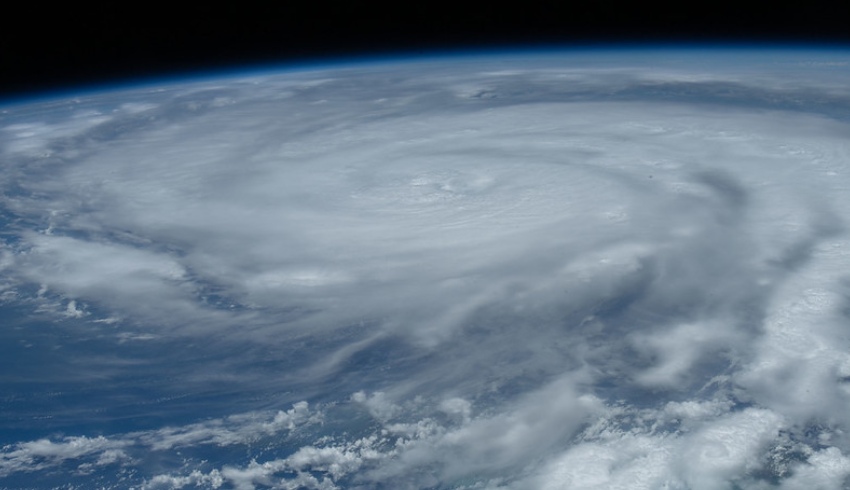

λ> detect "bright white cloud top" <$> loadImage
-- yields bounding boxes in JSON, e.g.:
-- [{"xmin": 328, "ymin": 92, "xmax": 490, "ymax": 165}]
[{"xmin": 2, "ymin": 49, "xmax": 850, "ymax": 489}]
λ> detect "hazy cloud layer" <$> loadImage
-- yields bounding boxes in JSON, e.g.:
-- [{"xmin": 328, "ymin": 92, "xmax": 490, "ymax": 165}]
[{"xmin": 2, "ymin": 51, "xmax": 850, "ymax": 488}]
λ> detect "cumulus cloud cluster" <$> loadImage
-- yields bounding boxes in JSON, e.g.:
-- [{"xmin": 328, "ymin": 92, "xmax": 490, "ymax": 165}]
[{"xmin": 2, "ymin": 51, "xmax": 850, "ymax": 488}]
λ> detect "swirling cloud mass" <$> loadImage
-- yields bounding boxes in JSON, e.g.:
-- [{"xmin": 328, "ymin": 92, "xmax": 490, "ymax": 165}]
[{"xmin": 2, "ymin": 50, "xmax": 850, "ymax": 489}]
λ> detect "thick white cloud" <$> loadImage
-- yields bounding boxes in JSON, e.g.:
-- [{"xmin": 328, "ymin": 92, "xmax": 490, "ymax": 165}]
[{"xmin": 2, "ymin": 51, "xmax": 850, "ymax": 488}]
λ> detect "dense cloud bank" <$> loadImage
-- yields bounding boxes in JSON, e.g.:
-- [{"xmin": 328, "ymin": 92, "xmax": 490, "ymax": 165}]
[{"xmin": 2, "ymin": 51, "xmax": 850, "ymax": 488}]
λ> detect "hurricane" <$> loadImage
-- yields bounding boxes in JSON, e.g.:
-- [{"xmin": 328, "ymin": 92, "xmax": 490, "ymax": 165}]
[{"xmin": 2, "ymin": 49, "xmax": 850, "ymax": 489}]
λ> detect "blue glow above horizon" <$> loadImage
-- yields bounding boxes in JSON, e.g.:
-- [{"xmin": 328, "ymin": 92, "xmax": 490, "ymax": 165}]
[{"xmin": 4, "ymin": 42, "xmax": 850, "ymax": 107}]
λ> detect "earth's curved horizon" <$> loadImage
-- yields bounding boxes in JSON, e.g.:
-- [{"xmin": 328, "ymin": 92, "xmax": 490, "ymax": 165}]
[{"xmin": 2, "ymin": 47, "xmax": 850, "ymax": 489}]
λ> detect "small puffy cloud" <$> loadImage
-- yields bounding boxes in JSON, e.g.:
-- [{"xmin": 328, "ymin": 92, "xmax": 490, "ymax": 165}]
[
  {"xmin": 351, "ymin": 391, "xmax": 399, "ymax": 422},
  {"xmin": 438, "ymin": 397, "xmax": 472, "ymax": 422}
]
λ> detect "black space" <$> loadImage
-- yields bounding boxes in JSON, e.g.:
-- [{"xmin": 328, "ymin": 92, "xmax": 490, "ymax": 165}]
[{"xmin": 2, "ymin": 4, "xmax": 849, "ymax": 100}]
